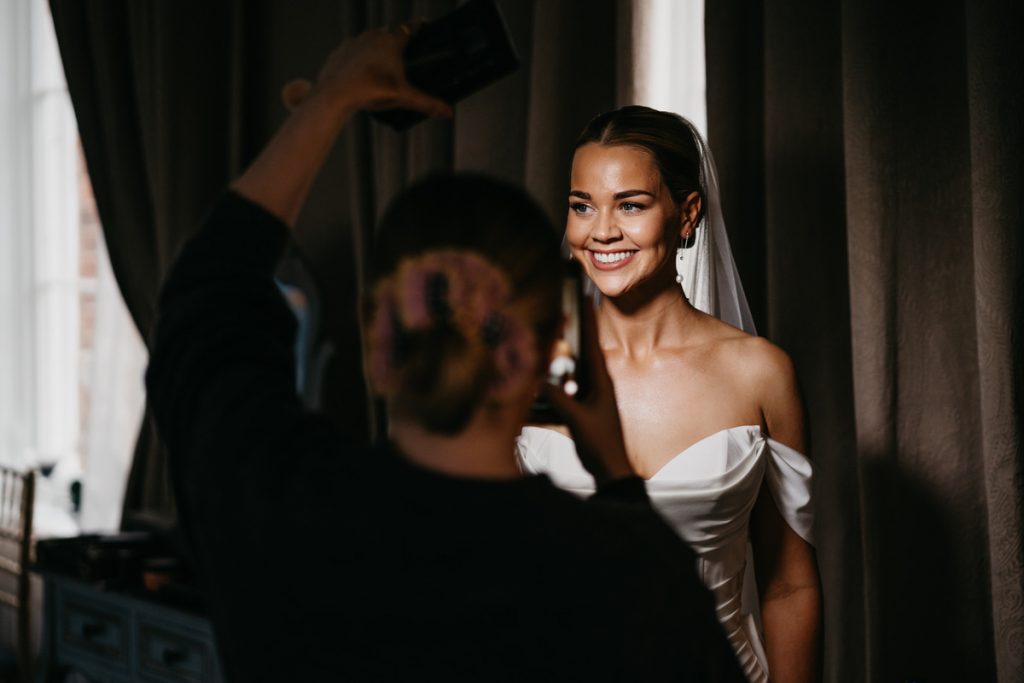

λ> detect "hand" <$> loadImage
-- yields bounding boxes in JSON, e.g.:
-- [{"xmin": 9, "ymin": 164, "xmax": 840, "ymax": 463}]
[
  {"xmin": 541, "ymin": 302, "xmax": 635, "ymax": 487},
  {"xmin": 281, "ymin": 21, "xmax": 452, "ymax": 118},
  {"xmin": 233, "ymin": 22, "xmax": 451, "ymax": 226}
]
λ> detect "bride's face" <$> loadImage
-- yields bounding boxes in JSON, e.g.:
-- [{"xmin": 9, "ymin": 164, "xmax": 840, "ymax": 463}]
[{"xmin": 565, "ymin": 143, "xmax": 682, "ymax": 299}]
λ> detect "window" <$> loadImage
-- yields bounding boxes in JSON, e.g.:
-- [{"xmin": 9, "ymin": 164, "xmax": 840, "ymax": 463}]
[
  {"xmin": 0, "ymin": 0, "xmax": 146, "ymax": 536},
  {"xmin": 627, "ymin": 0, "xmax": 708, "ymax": 138}
]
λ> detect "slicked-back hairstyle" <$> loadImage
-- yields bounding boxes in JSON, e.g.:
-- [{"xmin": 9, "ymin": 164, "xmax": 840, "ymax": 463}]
[{"xmin": 574, "ymin": 105, "xmax": 704, "ymax": 221}]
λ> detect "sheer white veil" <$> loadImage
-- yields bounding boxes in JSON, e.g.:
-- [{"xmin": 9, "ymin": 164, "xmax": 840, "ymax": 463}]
[{"xmin": 675, "ymin": 118, "xmax": 757, "ymax": 335}]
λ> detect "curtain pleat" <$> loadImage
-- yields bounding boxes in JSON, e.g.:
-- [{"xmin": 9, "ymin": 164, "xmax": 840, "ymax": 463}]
[
  {"xmin": 965, "ymin": 0, "xmax": 1024, "ymax": 677},
  {"xmin": 51, "ymin": 0, "xmax": 250, "ymax": 520},
  {"xmin": 708, "ymin": 0, "xmax": 1023, "ymax": 679}
]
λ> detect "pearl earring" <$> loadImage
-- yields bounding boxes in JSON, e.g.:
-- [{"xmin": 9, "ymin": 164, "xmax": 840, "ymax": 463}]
[{"xmin": 676, "ymin": 230, "xmax": 690, "ymax": 284}]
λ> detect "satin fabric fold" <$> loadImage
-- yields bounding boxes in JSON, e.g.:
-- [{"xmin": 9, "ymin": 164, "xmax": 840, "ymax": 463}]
[{"xmin": 516, "ymin": 424, "xmax": 815, "ymax": 682}]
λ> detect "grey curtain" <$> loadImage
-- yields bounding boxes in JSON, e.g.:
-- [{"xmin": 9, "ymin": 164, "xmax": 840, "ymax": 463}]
[
  {"xmin": 51, "ymin": 0, "xmax": 622, "ymax": 524},
  {"xmin": 707, "ymin": 0, "xmax": 1023, "ymax": 680}
]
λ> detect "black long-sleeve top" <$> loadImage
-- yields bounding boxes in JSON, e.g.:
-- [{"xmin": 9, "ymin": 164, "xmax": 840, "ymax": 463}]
[{"xmin": 146, "ymin": 191, "xmax": 745, "ymax": 681}]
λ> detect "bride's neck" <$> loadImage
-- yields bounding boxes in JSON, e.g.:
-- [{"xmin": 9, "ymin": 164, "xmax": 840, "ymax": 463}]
[{"xmin": 600, "ymin": 283, "xmax": 699, "ymax": 357}]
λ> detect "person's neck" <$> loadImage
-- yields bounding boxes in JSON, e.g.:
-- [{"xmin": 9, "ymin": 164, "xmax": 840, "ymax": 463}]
[
  {"xmin": 599, "ymin": 275, "xmax": 700, "ymax": 359},
  {"xmin": 388, "ymin": 410, "xmax": 523, "ymax": 480}
]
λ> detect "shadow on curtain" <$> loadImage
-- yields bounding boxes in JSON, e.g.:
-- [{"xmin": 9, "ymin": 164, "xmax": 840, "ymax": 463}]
[{"xmin": 707, "ymin": 0, "xmax": 1023, "ymax": 680}]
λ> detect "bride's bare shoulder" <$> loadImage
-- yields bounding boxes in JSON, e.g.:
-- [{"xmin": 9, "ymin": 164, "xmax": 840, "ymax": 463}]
[
  {"xmin": 704, "ymin": 319, "xmax": 796, "ymax": 387},
  {"xmin": 715, "ymin": 324, "xmax": 805, "ymax": 437}
]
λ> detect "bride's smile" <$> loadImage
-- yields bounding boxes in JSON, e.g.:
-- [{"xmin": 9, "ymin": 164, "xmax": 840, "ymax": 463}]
[
  {"xmin": 566, "ymin": 142, "xmax": 684, "ymax": 298},
  {"xmin": 588, "ymin": 249, "xmax": 637, "ymax": 268}
]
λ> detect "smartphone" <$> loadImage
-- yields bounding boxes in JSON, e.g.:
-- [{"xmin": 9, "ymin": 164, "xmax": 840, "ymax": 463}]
[
  {"xmin": 527, "ymin": 261, "xmax": 588, "ymax": 424},
  {"xmin": 372, "ymin": 0, "xmax": 520, "ymax": 130}
]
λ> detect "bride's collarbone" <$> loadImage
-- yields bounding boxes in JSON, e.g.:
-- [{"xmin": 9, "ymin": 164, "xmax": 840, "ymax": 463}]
[
  {"xmin": 598, "ymin": 334, "xmax": 775, "ymax": 473},
  {"xmin": 608, "ymin": 353, "xmax": 743, "ymax": 410},
  {"xmin": 609, "ymin": 359, "xmax": 763, "ymax": 475}
]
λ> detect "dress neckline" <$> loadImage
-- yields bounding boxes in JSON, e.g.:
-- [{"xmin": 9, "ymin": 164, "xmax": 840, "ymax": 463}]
[
  {"xmin": 526, "ymin": 424, "xmax": 763, "ymax": 481},
  {"xmin": 645, "ymin": 425, "xmax": 763, "ymax": 480}
]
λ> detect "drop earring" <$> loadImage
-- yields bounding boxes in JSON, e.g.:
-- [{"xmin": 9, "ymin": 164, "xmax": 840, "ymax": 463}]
[{"xmin": 676, "ymin": 226, "xmax": 689, "ymax": 284}]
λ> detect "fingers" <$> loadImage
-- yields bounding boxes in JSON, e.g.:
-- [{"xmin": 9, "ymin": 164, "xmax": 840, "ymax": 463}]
[
  {"xmin": 387, "ymin": 18, "xmax": 450, "ymax": 119},
  {"xmin": 539, "ymin": 382, "xmax": 581, "ymax": 429},
  {"xmin": 282, "ymin": 77, "xmax": 451, "ymax": 119},
  {"xmin": 388, "ymin": 84, "xmax": 453, "ymax": 119},
  {"xmin": 579, "ymin": 298, "xmax": 612, "ymax": 394},
  {"xmin": 283, "ymin": 20, "xmax": 450, "ymax": 120},
  {"xmin": 281, "ymin": 79, "xmax": 313, "ymax": 111}
]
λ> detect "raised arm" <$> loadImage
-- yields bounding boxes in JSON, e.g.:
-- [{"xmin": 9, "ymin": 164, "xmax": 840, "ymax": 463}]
[
  {"xmin": 146, "ymin": 23, "xmax": 450, "ymax": 607},
  {"xmin": 750, "ymin": 341, "xmax": 823, "ymax": 683},
  {"xmin": 232, "ymin": 24, "xmax": 450, "ymax": 225}
]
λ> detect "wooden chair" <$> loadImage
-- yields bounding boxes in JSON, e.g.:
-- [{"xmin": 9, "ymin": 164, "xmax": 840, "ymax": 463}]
[{"xmin": 0, "ymin": 466, "xmax": 35, "ymax": 683}]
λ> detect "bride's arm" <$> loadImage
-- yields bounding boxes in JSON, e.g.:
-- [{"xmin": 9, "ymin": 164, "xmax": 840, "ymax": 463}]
[{"xmin": 749, "ymin": 345, "xmax": 823, "ymax": 683}]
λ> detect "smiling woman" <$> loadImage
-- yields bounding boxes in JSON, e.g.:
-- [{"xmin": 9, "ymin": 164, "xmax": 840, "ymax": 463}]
[{"xmin": 519, "ymin": 105, "xmax": 823, "ymax": 683}]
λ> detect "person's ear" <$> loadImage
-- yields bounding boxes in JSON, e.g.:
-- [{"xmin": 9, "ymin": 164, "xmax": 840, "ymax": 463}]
[{"xmin": 679, "ymin": 191, "xmax": 702, "ymax": 241}]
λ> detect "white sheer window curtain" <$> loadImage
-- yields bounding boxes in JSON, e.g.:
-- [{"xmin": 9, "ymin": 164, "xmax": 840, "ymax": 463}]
[
  {"xmin": 625, "ymin": 0, "xmax": 707, "ymax": 138},
  {"xmin": 0, "ymin": 0, "xmax": 147, "ymax": 535}
]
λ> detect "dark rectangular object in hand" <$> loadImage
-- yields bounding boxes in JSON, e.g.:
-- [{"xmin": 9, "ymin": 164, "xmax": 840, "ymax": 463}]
[{"xmin": 372, "ymin": 0, "xmax": 520, "ymax": 130}]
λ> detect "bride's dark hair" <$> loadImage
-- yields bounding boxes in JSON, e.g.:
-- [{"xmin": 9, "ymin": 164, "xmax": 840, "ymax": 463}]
[
  {"xmin": 574, "ymin": 105, "xmax": 705, "ymax": 224},
  {"xmin": 369, "ymin": 173, "xmax": 562, "ymax": 434}
]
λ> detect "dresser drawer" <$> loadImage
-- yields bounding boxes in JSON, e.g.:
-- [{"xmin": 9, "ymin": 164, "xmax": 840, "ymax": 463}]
[
  {"xmin": 136, "ymin": 616, "xmax": 221, "ymax": 683},
  {"xmin": 41, "ymin": 574, "xmax": 224, "ymax": 683},
  {"xmin": 56, "ymin": 587, "xmax": 132, "ymax": 674}
]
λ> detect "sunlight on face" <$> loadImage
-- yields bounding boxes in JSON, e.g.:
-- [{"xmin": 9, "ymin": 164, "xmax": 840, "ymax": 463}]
[{"xmin": 566, "ymin": 144, "xmax": 682, "ymax": 299}]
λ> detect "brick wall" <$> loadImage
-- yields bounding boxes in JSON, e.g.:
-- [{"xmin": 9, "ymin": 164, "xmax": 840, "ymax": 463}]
[{"xmin": 77, "ymin": 145, "xmax": 98, "ymax": 448}]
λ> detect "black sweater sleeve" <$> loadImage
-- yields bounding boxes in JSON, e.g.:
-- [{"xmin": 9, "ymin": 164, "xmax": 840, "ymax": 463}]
[
  {"xmin": 146, "ymin": 191, "xmax": 351, "ymax": 598},
  {"xmin": 590, "ymin": 475, "xmax": 650, "ymax": 503},
  {"xmin": 148, "ymin": 191, "xmax": 296, "ymax": 461}
]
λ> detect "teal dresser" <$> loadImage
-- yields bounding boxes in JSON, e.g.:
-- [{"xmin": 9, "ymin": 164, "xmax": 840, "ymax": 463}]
[{"xmin": 37, "ymin": 573, "xmax": 223, "ymax": 683}]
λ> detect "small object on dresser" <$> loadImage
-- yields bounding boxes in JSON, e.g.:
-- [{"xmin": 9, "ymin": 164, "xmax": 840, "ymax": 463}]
[
  {"xmin": 33, "ymin": 531, "xmax": 161, "ymax": 585},
  {"xmin": 141, "ymin": 556, "xmax": 180, "ymax": 593}
]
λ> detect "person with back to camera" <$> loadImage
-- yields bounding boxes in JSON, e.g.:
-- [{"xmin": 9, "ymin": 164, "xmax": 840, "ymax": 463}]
[
  {"xmin": 145, "ymin": 21, "xmax": 746, "ymax": 682},
  {"xmin": 516, "ymin": 107, "xmax": 824, "ymax": 682}
]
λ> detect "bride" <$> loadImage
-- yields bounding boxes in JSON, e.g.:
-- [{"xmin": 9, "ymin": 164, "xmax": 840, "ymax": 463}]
[{"xmin": 518, "ymin": 106, "xmax": 822, "ymax": 682}]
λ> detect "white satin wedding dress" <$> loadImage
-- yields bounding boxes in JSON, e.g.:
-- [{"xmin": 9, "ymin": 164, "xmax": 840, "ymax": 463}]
[{"xmin": 516, "ymin": 425, "xmax": 814, "ymax": 682}]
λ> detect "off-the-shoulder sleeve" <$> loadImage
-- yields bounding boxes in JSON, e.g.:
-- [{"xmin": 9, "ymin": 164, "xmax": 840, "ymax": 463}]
[
  {"xmin": 762, "ymin": 436, "xmax": 815, "ymax": 545},
  {"xmin": 517, "ymin": 426, "xmax": 595, "ymax": 492},
  {"xmin": 517, "ymin": 427, "xmax": 657, "ymax": 505}
]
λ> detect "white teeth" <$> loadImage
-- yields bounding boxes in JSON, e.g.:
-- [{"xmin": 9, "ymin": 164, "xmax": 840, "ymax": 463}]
[{"xmin": 592, "ymin": 251, "xmax": 634, "ymax": 264}]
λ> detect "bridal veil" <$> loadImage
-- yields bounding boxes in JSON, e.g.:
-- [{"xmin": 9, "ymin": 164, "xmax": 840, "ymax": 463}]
[{"xmin": 674, "ymin": 118, "xmax": 757, "ymax": 335}]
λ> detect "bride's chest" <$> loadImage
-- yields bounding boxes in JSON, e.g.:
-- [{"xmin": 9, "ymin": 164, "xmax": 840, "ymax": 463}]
[{"xmin": 607, "ymin": 357, "xmax": 762, "ymax": 476}]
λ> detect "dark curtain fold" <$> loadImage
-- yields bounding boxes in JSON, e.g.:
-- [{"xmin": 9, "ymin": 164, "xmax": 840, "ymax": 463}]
[
  {"xmin": 708, "ymin": 0, "xmax": 1023, "ymax": 679},
  {"xmin": 965, "ymin": 1, "xmax": 1024, "ymax": 677},
  {"xmin": 51, "ymin": 0, "xmax": 252, "ymax": 521},
  {"xmin": 51, "ymin": 0, "xmax": 622, "ymax": 524}
]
